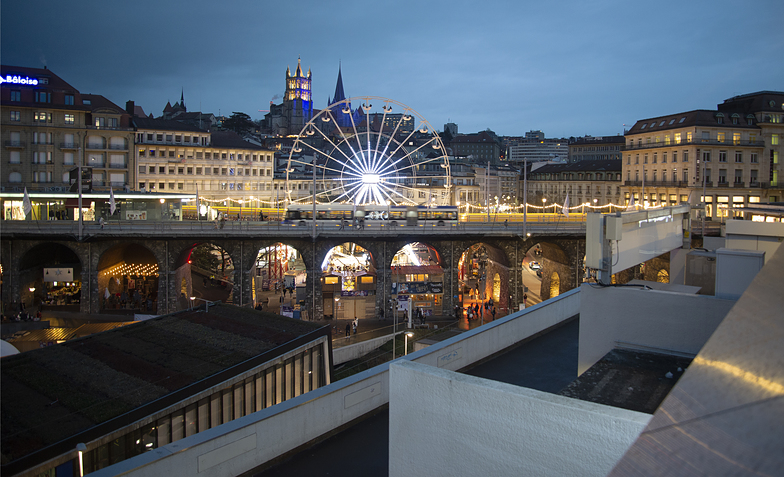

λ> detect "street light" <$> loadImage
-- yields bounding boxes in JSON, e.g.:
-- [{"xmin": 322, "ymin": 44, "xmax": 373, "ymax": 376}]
[
  {"xmin": 190, "ymin": 296, "xmax": 215, "ymax": 311},
  {"xmin": 404, "ymin": 331, "xmax": 414, "ymax": 356}
]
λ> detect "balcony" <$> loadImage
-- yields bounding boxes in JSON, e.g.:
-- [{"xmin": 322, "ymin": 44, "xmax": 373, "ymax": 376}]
[
  {"xmin": 624, "ymin": 180, "xmax": 689, "ymax": 188},
  {"xmin": 109, "ymin": 144, "xmax": 129, "ymax": 151},
  {"xmin": 60, "ymin": 143, "xmax": 78, "ymax": 150},
  {"xmin": 109, "ymin": 163, "xmax": 128, "ymax": 169},
  {"xmin": 733, "ymin": 182, "xmax": 746, "ymax": 188},
  {"xmin": 4, "ymin": 140, "xmax": 25, "ymax": 149},
  {"xmin": 86, "ymin": 143, "xmax": 106, "ymax": 150},
  {"xmin": 717, "ymin": 181, "xmax": 729, "ymax": 187}
]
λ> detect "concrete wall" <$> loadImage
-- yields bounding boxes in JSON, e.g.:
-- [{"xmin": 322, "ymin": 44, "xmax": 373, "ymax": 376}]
[
  {"xmin": 578, "ymin": 283, "xmax": 735, "ymax": 375},
  {"xmin": 87, "ymin": 289, "xmax": 581, "ymax": 477},
  {"xmin": 724, "ymin": 220, "xmax": 784, "ymax": 264},
  {"xmin": 389, "ymin": 360, "xmax": 649, "ymax": 477},
  {"xmin": 333, "ymin": 334, "xmax": 394, "ymax": 365}
]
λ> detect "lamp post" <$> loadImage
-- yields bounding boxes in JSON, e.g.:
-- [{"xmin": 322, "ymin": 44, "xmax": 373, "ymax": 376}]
[
  {"xmin": 404, "ymin": 331, "xmax": 414, "ymax": 356},
  {"xmin": 523, "ymin": 157, "xmax": 528, "ymax": 237}
]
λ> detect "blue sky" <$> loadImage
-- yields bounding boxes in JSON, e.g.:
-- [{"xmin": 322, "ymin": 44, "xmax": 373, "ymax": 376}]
[{"xmin": 3, "ymin": 0, "xmax": 783, "ymax": 138}]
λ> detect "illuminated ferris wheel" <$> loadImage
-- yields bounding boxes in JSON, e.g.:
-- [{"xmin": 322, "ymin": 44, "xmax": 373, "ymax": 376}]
[{"xmin": 286, "ymin": 97, "xmax": 450, "ymax": 206}]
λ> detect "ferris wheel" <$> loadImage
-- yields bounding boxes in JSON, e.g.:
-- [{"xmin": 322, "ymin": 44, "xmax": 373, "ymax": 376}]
[{"xmin": 286, "ymin": 97, "xmax": 450, "ymax": 206}]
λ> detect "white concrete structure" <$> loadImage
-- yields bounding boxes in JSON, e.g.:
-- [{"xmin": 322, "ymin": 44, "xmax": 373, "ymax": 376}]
[{"xmin": 389, "ymin": 360, "xmax": 649, "ymax": 477}]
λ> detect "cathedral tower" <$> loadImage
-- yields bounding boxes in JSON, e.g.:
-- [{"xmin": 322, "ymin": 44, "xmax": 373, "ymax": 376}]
[{"xmin": 283, "ymin": 57, "xmax": 313, "ymax": 135}]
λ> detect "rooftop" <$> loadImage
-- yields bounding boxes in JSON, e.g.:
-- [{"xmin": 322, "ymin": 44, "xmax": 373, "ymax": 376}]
[{"xmin": 1, "ymin": 304, "xmax": 324, "ymax": 467}]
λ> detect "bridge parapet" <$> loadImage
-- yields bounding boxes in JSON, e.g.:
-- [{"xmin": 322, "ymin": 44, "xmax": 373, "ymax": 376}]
[{"xmin": 1, "ymin": 220, "xmax": 586, "ymax": 240}]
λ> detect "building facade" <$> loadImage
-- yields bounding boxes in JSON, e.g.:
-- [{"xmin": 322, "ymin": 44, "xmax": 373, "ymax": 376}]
[
  {"xmin": 450, "ymin": 131, "xmax": 502, "ymax": 164},
  {"xmin": 623, "ymin": 91, "xmax": 784, "ymax": 218},
  {"xmin": 1, "ymin": 66, "xmax": 134, "ymax": 199},
  {"xmin": 133, "ymin": 116, "xmax": 277, "ymax": 214},
  {"xmin": 507, "ymin": 130, "xmax": 569, "ymax": 164},
  {"xmin": 568, "ymin": 135, "xmax": 625, "ymax": 163},
  {"xmin": 526, "ymin": 159, "xmax": 623, "ymax": 210}
]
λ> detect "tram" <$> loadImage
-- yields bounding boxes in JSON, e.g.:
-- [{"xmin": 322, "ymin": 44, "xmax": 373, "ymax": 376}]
[{"xmin": 283, "ymin": 204, "xmax": 459, "ymax": 227}]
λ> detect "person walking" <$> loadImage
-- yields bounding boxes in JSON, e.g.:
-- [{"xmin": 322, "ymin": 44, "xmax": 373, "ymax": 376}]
[
  {"xmin": 352, "ymin": 317, "xmax": 358, "ymax": 335},
  {"xmin": 345, "ymin": 323, "xmax": 351, "ymax": 339}
]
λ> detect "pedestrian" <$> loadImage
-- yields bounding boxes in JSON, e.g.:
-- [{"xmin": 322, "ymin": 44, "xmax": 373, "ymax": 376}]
[
  {"xmin": 352, "ymin": 317, "xmax": 358, "ymax": 334},
  {"xmin": 345, "ymin": 323, "xmax": 351, "ymax": 339},
  {"xmin": 491, "ymin": 307, "xmax": 496, "ymax": 320},
  {"xmin": 99, "ymin": 217, "xmax": 105, "ymax": 229},
  {"xmin": 523, "ymin": 293, "xmax": 528, "ymax": 307}
]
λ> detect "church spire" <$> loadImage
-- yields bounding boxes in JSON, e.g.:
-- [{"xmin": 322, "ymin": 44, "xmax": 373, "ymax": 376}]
[
  {"xmin": 330, "ymin": 63, "xmax": 346, "ymax": 106},
  {"xmin": 180, "ymin": 88, "xmax": 185, "ymax": 111}
]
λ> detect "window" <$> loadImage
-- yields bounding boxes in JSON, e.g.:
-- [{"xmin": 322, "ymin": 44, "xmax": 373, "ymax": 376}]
[
  {"xmin": 683, "ymin": 169, "xmax": 688, "ymax": 183},
  {"xmin": 159, "ymin": 183, "xmax": 165, "ymax": 189},
  {"xmin": 95, "ymin": 117, "xmax": 105, "ymax": 127},
  {"xmin": 175, "ymin": 135, "xmax": 181, "ymax": 142},
  {"xmin": 166, "ymin": 135, "xmax": 173, "ymax": 142},
  {"xmin": 156, "ymin": 134, "xmax": 163, "ymax": 142},
  {"xmin": 735, "ymin": 151, "xmax": 742, "ymax": 163},
  {"xmin": 10, "ymin": 91, "xmax": 21, "ymax": 101},
  {"xmin": 149, "ymin": 149, "xmax": 156, "ymax": 157},
  {"xmin": 644, "ymin": 154, "xmax": 648, "ymax": 164},
  {"xmin": 149, "ymin": 166, "xmax": 155, "ymax": 173},
  {"xmin": 662, "ymin": 170, "xmax": 667, "ymax": 182},
  {"xmin": 196, "ymin": 167, "xmax": 202, "ymax": 175},
  {"xmin": 35, "ymin": 112, "xmax": 52, "ymax": 123},
  {"xmin": 35, "ymin": 91, "xmax": 51, "ymax": 103},
  {"xmin": 653, "ymin": 153, "xmax": 657, "ymax": 163},
  {"xmin": 662, "ymin": 152, "xmax": 667, "ymax": 163},
  {"xmin": 702, "ymin": 151, "xmax": 711, "ymax": 162},
  {"xmin": 10, "ymin": 111, "xmax": 20, "ymax": 121},
  {"xmin": 139, "ymin": 166, "xmax": 145, "ymax": 174},
  {"xmin": 64, "ymin": 94, "xmax": 74, "ymax": 105},
  {"xmin": 717, "ymin": 132, "xmax": 725, "ymax": 142},
  {"xmin": 750, "ymin": 170, "xmax": 758, "ymax": 184},
  {"xmin": 665, "ymin": 135, "xmax": 671, "ymax": 145},
  {"xmin": 733, "ymin": 133, "xmax": 741, "ymax": 144},
  {"xmin": 178, "ymin": 167, "xmax": 184, "ymax": 174},
  {"xmin": 773, "ymin": 134, "xmax": 780, "ymax": 146},
  {"xmin": 683, "ymin": 151, "xmax": 688, "ymax": 162},
  {"xmin": 169, "ymin": 151, "xmax": 175, "ymax": 157},
  {"xmin": 672, "ymin": 151, "xmax": 677, "ymax": 162},
  {"xmin": 718, "ymin": 169, "xmax": 727, "ymax": 184},
  {"xmin": 635, "ymin": 154, "xmax": 639, "ymax": 164},
  {"xmin": 168, "ymin": 167, "xmax": 175, "ymax": 174},
  {"xmin": 65, "ymin": 113, "xmax": 74, "ymax": 124},
  {"xmin": 751, "ymin": 153, "xmax": 759, "ymax": 163},
  {"xmin": 719, "ymin": 151, "xmax": 727, "ymax": 162},
  {"xmin": 734, "ymin": 169, "xmax": 743, "ymax": 184},
  {"xmin": 687, "ymin": 132, "xmax": 693, "ymax": 142},
  {"xmin": 674, "ymin": 133, "xmax": 681, "ymax": 144}
]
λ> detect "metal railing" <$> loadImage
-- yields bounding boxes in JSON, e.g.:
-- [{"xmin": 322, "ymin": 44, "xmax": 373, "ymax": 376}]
[{"xmin": 4, "ymin": 140, "xmax": 25, "ymax": 147}]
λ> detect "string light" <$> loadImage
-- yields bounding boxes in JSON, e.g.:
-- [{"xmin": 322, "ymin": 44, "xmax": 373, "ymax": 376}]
[{"xmin": 101, "ymin": 262, "xmax": 159, "ymax": 277}]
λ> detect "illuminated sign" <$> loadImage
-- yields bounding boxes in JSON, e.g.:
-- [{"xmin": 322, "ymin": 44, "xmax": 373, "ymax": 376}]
[{"xmin": 0, "ymin": 75, "xmax": 39, "ymax": 86}]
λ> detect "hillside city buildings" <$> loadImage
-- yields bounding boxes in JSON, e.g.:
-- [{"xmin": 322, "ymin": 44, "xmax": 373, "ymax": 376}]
[{"xmin": 2, "ymin": 61, "xmax": 783, "ymax": 220}]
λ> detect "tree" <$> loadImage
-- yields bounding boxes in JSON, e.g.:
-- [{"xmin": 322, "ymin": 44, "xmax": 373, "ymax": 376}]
[{"xmin": 222, "ymin": 112, "xmax": 255, "ymax": 135}]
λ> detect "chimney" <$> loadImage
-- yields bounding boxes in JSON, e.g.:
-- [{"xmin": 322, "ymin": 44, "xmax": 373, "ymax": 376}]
[{"xmin": 126, "ymin": 100, "xmax": 135, "ymax": 116}]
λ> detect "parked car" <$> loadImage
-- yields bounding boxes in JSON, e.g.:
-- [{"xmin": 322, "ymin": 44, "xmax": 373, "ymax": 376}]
[{"xmin": 529, "ymin": 261, "xmax": 541, "ymax": 271}]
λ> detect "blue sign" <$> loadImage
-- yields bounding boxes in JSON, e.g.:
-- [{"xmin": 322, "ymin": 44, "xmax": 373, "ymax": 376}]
[{"xmin": 1, "ymin": 75, "xmax": 39, "ymax": 86}]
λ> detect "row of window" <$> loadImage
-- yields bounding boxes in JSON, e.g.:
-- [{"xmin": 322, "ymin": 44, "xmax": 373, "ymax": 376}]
[
  {"xmin": 8, "ymin": 111, "xmax": 75, "ymax": 124},
  {"xmin": 137, "ymin": 133, "xmax": 207, "ymax": 145},
  {"xmin": 138, "ymin": 149, "xmax": 272, "ymax": 161},
  {"xmin": 627, "ymin": 168, "xmax": 761, "ymax": 185},
  {"xmin": 139, "ymin": 181, "xmax": 275, "ymax": 191},
  {"xmin": 629, "ymin": 150, "xmax": 761, "ymax": 165},
  {"xmin": 139, "ymin": 166, "xmax": 272, "ymax": 176},
  {"xmin": 630, "ymin": 130, "xmax": 762, "ymax": 147},
  {"xmin": 8, "ymin": 171, "xmax": 125, "ymax": 184}
]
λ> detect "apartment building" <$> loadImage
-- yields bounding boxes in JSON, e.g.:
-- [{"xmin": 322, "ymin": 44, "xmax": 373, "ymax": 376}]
[
  {"xmin": 133, "ymin": 117, "xmax": 276, "ymax": 208},
  {"xmin": 526, "ymin": 159, "xmax": 622, "ymax": 209},
  {"xmin": 623, "ymin": 91, "xmax": 784, "ymax": 218},
  {"xmin": 1, "ymin": 66, "xmax": 134, "ymax": 194}
]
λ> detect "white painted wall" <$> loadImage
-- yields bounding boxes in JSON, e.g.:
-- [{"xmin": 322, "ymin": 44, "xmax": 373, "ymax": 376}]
[
  {"xmin": 725, "ymin": 220, "xmax": 784, "ymax": 264},
  {"xmin": 578, "ymin": 283, "xmax": 735, "ymax": 375},
  {"xmin": 389, "ymin": 360, "xmax": 649, "ymax": 477}
]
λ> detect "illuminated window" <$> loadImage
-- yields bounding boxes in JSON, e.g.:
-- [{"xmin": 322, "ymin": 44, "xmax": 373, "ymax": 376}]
[
  {"xmin": 361, "ymin": 276, "xmax": 374, "ymax": 284},
  {"xmin": 717, "ymin": 132, "xmax": 725, "ymax": 142},
  {"xmin": 773, "ymin": 134, "xmax": 779, "ymax": 146},
  {"xmin": 733, "ymin": 133, "xmax": 741, "ymax": 144},
  {"xmin": 674, "ymin": 133, "xmax": 681, "ymax": 144},
  {"xmin": 325, "ymin": 277, "xmax": 338, "ymax": 284},
  {"xmin": 10, "ymin": 111, "xmax": 20, "ymax": 121},
  {"xmin": 64, "ymin": 113, "xmax": 74, "ymax": 124}
]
